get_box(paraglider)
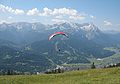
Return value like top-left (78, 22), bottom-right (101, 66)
top-left (49, 32), bottom-right (68, 40)
top-left (49, 32), bottom-right (68, 52)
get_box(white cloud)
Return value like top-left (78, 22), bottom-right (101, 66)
top-left (90, 15), bottom-right (96, 19)
top-left (40, 7), bottom-right (52, 16)
top-left (28, 7), bottom-right (86, 21)
top-left (69, 15), bottom-right (86, 20)
top-left (0, 4), bottom-right (92, 23)
top-left (55, 15), bottom-right (63, 19)
top-left (104, 20), bottom-right (112, 26)
top-left (0, 4), bottom-right (6, 12)
top-left (0, 4), bottom-right (24, 15)
top-left (52, 8), bottom-right (77, 16)
top-left (32, 19), bottom-right (37, 21)
top-left (8, 16), bottom-right (13, 19)
top-left (52, 18), bottom-right (67, 23)
top-left (14, 9), bottom-right (24, 15)
top-left (38, 8), bottom-right (78, 16)
top-left (27, 8), bottom-right (39, 16)
top-left (51, 8), bottom-right (85, 20)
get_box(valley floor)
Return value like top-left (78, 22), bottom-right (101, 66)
top-left (0, 67), bottom-right (120, 84)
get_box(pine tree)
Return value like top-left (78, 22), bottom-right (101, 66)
top-left (7, 70), bottom-right (11, 75)
top-left (91, 62), bottom-right (96, 69)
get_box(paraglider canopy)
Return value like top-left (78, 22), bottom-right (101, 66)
top-left (49, 32), bottom-right (68, 40)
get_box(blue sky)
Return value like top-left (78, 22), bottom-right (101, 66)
top-left (0, 0), bottom-right (120, 31)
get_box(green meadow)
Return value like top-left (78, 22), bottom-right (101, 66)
top-left (0, 67), bottom-right (120, 84)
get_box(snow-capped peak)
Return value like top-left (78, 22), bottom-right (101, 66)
top-left (80, 23), bottom-right (98, 32)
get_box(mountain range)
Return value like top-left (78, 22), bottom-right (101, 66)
top-left (0, 22), bottom-right (120, 72)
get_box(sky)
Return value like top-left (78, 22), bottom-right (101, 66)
top-left (0, 0), bottom-right (120, 31)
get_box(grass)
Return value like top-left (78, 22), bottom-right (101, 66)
top-left (0, 67), bottom-right (120, 84)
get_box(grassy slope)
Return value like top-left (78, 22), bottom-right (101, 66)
top-left (0, 67), bottom-right (120, 84)
top-left (88, 47), bottom-right (120, 65)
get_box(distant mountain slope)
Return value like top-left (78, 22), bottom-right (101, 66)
top-left (0, 45), bottom-right (54, 72)
top-left (0, 22), bottom-right (118, 72)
